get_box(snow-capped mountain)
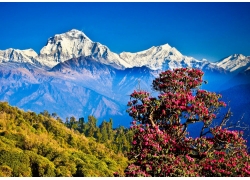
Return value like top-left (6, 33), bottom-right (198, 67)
top-left (216, 54), bottom-right (250, 73)
top-left (1, 29), bottom-right (249, 73)
top-left (38, 29), bottom-right (131, 69)
top-left (0, 29), bottom-right (222, 71)
top-left (0, 29), bottom-right (250, 128)
top-left (0, 48), bottom-right (38, 64)
top-left (38, 29), bottom-right (220, 71)
top-left (119, 44), bottom-right (211, 70)
top-left (37, 29), bottom-right (216, 70)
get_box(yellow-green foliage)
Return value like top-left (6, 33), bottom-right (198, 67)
top-left (0, 102), bottom-right (128, 177)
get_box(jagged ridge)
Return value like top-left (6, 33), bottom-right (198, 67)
top-left (0, 29), bottom-right (230, 72)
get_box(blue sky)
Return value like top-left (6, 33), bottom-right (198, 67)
top-left (0, 2), bottom-right (250, 62)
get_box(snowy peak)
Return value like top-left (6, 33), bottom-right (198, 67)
top-left (0, 48), bottom-right (38, 64)
top-left (119, 43), bottom-right (182, 70)
top-left (38, 29), bottom-right (131, 69)
top-left (119, 43), bottom-right (207, 70)
top-left (22, 48), bottom-right (38, 58)
top-left (216, 54), bottom-right (250, 72)
top-left (64, 29), bottom-right (91, 41)
top-left (0, 29), bottom-right (246, 73)
top-left (37, 29), bottom-right (215, 70)
top-left (39, 29), bottom-right (93, 64)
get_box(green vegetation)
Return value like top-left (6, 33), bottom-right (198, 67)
top-left (64, 115), bottom-right (133, 154)
top-left (0, 102), bottom-right (128, 177)
top-left (1, 68), bottom-right (250, 177)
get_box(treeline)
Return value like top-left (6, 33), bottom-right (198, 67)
top-left (40, 110), bottom-right (134, 154)
top-left (0, 102), bottom-right (129, 177)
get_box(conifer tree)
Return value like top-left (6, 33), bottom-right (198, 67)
top-left (70, 116), bottom-right (78, 130)
top-left (78, 117), bottom-right (85, 133)
top-left (86, 116), bottom-right (97, 137)
top-left (100, 120), bottom-right (109, 142)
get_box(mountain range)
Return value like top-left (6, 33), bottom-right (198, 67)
top-left (0, 29), bottom-right (249, 129)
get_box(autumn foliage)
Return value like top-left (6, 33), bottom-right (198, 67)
top-left (124, 68), bottom-right (250, 177)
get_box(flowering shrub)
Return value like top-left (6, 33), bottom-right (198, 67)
top-left (124, 68), bottom-right (250, 177)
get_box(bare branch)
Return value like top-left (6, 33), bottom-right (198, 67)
top-left (220, 108), bottom-right (232, 127)
top-left (148, 109), bottom-right (156, 127)
top-left (201, 130), bottom-right (212, 137)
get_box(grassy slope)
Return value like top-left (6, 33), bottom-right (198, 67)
top-left (0, 102), bottom-right (128, 177)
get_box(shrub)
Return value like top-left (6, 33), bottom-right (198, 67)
top-left (124, 68), bottom-right (250, 177)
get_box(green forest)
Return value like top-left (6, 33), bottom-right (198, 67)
top-left (0, 101), bottom-right (131, 177)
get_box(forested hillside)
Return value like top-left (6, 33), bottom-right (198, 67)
top-left (0, 101), bottom-right (129, 177)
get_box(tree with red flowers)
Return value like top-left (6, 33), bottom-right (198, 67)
top-left (124, 68), bottom-right (250, 177)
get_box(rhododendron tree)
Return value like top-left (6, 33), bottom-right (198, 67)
top-left (123, 68), bottom-right (250, 177)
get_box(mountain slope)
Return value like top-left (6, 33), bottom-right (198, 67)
top-left (0, 48), bottom-right (41, 66)
top-left (216, 54), bottom-right (250, 73)
top-left (0, 61), bottom-right (128, 127)
top-left (38, 29), bottom-right (130, 69)
top-left (2, 29), bottom-right (249, 75)
top-left (119, 44), bottom-right (218, 71)
top-left (0, 29), bottom-right (224, 72)
top-left (51, 56), bottom-right (159, 104)
top-left (0, 57), bottom-right (156, 127)
top-left (0, 102), bottom-right (128, 176)
top-left (0, 29), bottom-right (249, 129)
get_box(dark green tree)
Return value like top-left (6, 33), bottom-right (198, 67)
top-left (51, 113), bottom-right (57, 118)
top-left (56, 117), bottom-right (63, 123)
top-left (65, 117), bottom-right (69, 128)
top-left (40, 110), bottom-right (51, 118)
top-left (78, 117), bottom-right (85, 133)
top-left (70, 116), bottom-right (78, 130)
top-left (86, 116), bottom-right (97, 137)
top-left (100, 120), bottom-right (109, 142)
top-left (107, 119), bottom-right (114, 141)
top-left (95, 128), bottom-right (102, 142)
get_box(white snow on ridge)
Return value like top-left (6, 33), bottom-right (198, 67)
top-left (38, 29), bottom-right (131, 68)
top-left (119, 43), bottom-right (209, 70)
top-left (21, 49), bottom-right (38, 58)
top-left (1, 29), bottom-right (248, 72)
top-left (39, 29), bottom-right (94, 62)
top-left (216, 54), bottom-right (250, 72)
top-left (0, 48), bottom-right (37, 64)
top-left (119, 44), bottom-right (175, 69)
